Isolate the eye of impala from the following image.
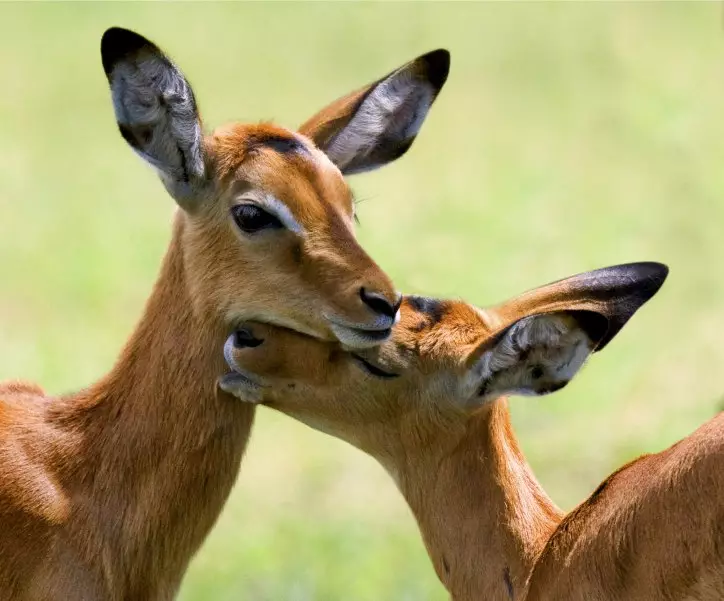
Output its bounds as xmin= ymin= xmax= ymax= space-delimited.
xmin=231 ymin=204 xmax=283 ymax=234
xmin=350 ymin=353 xmax=400 ymax=380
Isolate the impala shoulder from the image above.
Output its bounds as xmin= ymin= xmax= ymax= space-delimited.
xmin=536 ymin=454 xmax=647 ymax=564
xmin=0 ymin=382 xmax=70 ymax=524
xmin=0 ymin=436 xmax=71 ymax=525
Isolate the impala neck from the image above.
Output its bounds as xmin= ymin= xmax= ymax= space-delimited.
xmin=54 ymin=215 xmax=254 ymax=596
xmin=395 ymin=400 xmax=562 ymax=601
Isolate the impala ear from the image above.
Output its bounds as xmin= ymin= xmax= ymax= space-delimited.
xmin=100 ymin=27 xmax=209 ymax=211
xmin=299 ymin=49 xmax=450 ymax=175
xmin=470 ymin=311 xmax=604 ymax=403
xmin=467 ymin=262 xmax=668 ymax=403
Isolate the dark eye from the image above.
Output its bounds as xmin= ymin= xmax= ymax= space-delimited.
xmin=350 ymin=354 xmax=399 ymax=379
xmin=232 ymin=204 xmax=283 ymax=233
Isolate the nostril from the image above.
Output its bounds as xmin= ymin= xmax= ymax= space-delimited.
xmin=359 ymin=288 xmax=401 ymax=319
xmin=233 ymin=329 xmax=264 ymax=349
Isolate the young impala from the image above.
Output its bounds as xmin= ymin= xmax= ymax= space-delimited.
xmin=0 ymin=27 xmax=449 ymax=600
xmin=221 ymin=262 xmax=682 ymax=601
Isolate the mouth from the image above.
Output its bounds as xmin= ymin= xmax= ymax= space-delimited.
xmin=218 ymin=334 xmax=264 ymax=403
xmin=329 ymin=323 xmax=392 ymax=349
xmin=326 ymin=316 xmax=395 ymax=349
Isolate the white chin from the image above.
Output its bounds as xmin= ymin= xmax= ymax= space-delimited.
xmin=217 ymin=373 xmax=262 ymax=404
xmin=329 ymin=323 xmax=392 ymax=349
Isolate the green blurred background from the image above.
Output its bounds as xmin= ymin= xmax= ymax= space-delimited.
xmin=1 ymin=3 xmax=723 ymax=599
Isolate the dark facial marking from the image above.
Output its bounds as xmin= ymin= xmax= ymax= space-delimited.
xmin=411 ymin=319 xmax=428 ymax=333
xmin=531 ymin=365 xmax=544 ymax=380
xmin=406 ymin=296 xmax=448 ymax=328
xmin=248 ymin=133 xmax=308 ymax=156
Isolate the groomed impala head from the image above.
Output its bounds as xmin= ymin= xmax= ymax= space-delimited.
xmin=219 ymin=263 xmax=667 ymax=450
xmin=100 ymin=28 xmax=449 ymax=347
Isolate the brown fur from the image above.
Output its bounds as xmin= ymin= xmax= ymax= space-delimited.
xmin=222 ymin=265 xmax=698 ymax=601
xmin=525 ymin=414 xmax=724 ymax=601
xmin=187 ymin=122 xmax=396 ymax=336
xmin=224 ymin=297 xmax=565 ymax=601
xmin=0 ymin=52 xmax=429 ymax=600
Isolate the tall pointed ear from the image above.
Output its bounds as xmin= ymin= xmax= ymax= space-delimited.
xmin=299 ymin=49 xmax=450 ymax=175
xmin=467 ymin=262 xmax=669 ymax=403
xmin=100 ymin=28 xmax=209 ymax=211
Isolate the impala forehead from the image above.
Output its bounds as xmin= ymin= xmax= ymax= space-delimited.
xmin=390 ymin=298 xmax=490 ymax=366
xmin=213 ymin=123 xmax=354 ymax=225
xmin=238 ymin=148 xmax=353 ymax=229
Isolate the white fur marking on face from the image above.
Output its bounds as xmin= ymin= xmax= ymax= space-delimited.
xmin=251 ymin=194 xmax=304 ymax=235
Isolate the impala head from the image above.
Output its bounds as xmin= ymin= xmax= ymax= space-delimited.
xmin=100 ymin=27 xmax=449 ymax=347
xmin=219 ymin=263 xmax=668 ymax=452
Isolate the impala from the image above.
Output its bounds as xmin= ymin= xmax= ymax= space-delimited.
xmin=221 ymin=262 xmax=677 ymax=601
xmin=0 ymin=27 xmax=449 ymax=600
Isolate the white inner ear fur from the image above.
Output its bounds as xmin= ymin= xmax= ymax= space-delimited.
xmin=111 ymin=54 xmax=204 ymax=200
xmin=325 ymin=70 xmax=433 ymax=171
xmin=463 ymin=314 xmax=595 ymax=405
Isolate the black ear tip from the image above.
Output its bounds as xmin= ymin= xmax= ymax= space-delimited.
xmin=580 ymin=261 xmax=669 ymax=302
xmin=101 ymin=27 xmax=156 ymax=76
xmin=644 ymin=261 xmax=669 ymax=283
xmin=590 ymin=261 xmax=668 ymax=352
xmin=419 ymin=49 xmax=451 ymax=90
xmin=627 ymin=261 xmax=669 ymax=301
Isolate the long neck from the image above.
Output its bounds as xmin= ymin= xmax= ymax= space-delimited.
xmin=51 ymin=215 xmax=254 ymax=597
xmin=394 ymin=400 xmax=562 ymax=601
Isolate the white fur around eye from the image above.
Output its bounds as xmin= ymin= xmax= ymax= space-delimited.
xmin=259 ymin=194 xmax=304 ymax=235
xmin=235 ymin=193 xmax=305 ymax=235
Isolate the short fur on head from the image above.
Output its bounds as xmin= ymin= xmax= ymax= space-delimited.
xmin=100 ymin=27 xmax=450 ymax=347
xmin=0 ymin=28 xmax=447 ymax=600
xmin=220 ymin=262 xmax=668 ymax=439
xmin=219 ymin=262 xmax=668 ymax=601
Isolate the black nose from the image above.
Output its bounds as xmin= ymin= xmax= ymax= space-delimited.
xmin=233 ymin=328 xmax=264 ymax=349
xmin=359 ymin=288 xmax=402 ymax=319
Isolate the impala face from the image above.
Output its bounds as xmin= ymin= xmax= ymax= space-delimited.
xmin=100 ymin=28 xmax=449 ymax=348
xmin=219 ymin=263 xmax=668 ymax=450
xmin=184 ymin=123 xmax=401 ymax=347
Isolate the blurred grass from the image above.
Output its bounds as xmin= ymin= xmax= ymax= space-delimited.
xmin=1 ymin=3 xmax=724 ymax=600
